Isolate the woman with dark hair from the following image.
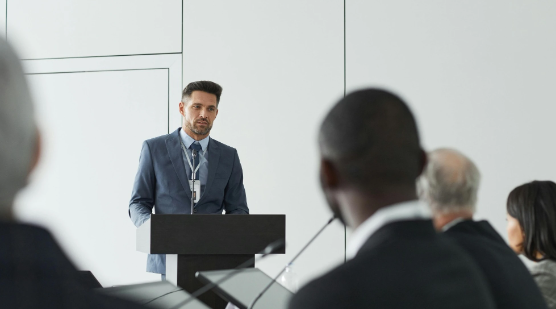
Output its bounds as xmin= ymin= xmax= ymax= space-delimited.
xmin=507 ymin=180 xmax=556 ymax=308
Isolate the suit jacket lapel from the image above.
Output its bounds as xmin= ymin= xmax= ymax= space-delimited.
xmin=165 ymin=128 xmax=191 ymax=199
xmin=197 ymin=138 xmax=220 ymax=204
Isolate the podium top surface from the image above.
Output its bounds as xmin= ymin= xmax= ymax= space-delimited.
xmin=137 ymin=214 xmax=285 ymax=255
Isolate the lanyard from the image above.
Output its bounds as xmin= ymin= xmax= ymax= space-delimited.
xmin=180 ymin=141 xmax=205 ymax=178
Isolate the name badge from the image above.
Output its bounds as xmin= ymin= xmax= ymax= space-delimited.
xmin=189 ymin=180 xmax=201 ymax=203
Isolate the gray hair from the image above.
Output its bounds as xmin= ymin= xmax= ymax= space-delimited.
xmin=417 ymin=148 xmax=480 ymax=214
xmin=0 ymin=38 xmax=36 ymax=214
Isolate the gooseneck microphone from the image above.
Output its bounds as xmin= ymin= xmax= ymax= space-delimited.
xmin=248 ymin=215 xmax=337 ymax=309
xmin=169 ymin=239 xmax=285 ymax=309
xmin=190 ymin=149 xmax=197 ymax=215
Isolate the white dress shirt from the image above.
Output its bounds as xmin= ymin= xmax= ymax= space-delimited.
xmin=179 ymin=129 xmax=209 ymax=184
xmin=346 ymin=200 xmax=431 ymax=260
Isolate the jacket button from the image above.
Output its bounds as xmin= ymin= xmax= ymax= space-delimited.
xmin=193 ymin=209 xmax=197 ymax=213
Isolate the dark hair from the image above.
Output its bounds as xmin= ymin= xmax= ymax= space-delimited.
xmin=319 ymin=88 xmax=422 ymax=192
xmin=182 ymin=81 xmax=223 ymax=105
xmin=507 ymin=180 xmax=556 ymax=261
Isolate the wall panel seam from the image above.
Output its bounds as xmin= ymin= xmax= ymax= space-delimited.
xmin=22 ymin=52 xmax=182 ymax=61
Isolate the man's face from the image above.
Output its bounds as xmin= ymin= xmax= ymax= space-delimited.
xmin=179 ymin=90 xmax=218 ymax=137
xmin=506 ymin=212 xmax=524 ymax=254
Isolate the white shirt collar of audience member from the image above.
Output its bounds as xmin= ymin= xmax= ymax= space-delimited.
xmin=346 ymin=200 xmax=431 ymax=260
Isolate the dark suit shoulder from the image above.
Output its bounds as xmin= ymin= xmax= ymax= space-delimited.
xmin=0 ymin=221 xmax=75 ymax=269
xmin=290 ymin=220 xmax=495 ymax=309
xmin=289 ymin=263 xmax=355 ymax=309
xmin=0 ymin=222 xmax=146 ymax=309
xmin=445 ymin=220 xmax=505 ymax=243
xmin=445 ymin=220 xmax=524 ymax=258
xmin=444 ymin=220 xmax=547 ymax=309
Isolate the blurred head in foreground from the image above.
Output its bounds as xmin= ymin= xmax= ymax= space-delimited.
xmin=417 ymin=148 xmax=481 ymax=230
xmin=0 ymin=37 xmax=38 ymax=220
xmin=318 ymin=88 xmax=426 ymax=228
xmin=507 ymin=180 xmax=556 ymax=261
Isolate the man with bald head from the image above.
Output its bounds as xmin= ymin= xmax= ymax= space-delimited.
xmin=418 ymin=148 xmax=547 ymax=309
xmin=288 ymin=89 xmax=495 ymax=309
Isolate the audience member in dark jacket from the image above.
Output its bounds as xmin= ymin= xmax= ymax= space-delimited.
xmin=289 ymin=89 xmax=495 ymax=309
xmin=418 ymin=148 xmax=547 ymax=309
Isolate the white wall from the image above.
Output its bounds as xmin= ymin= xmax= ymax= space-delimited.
xmin=9 ymin=1 xmax=183 ymax=287
xmin=16 ymin=68 xmax=169 ymax=286
xmin=346 ymin=0 xmax=556 ymax=247
xmin=7 ymin=0 xmax=182 ymax=59
xmin=7 ymin=0 xmax=555 ymax=290
xmin=182 ymin=0 xmax=345 ymax=285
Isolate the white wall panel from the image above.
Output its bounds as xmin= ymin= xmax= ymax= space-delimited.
xmin=346 ymin=0 xmax=556 ymax=251
xmin=7 ymin=0 xmax=181 ymax=59
xmin=183 ymin=1 xmax=345 ymax=286
xmin=15 ymin=54 xmax=182 ymax=286
xmin=15 ymin=69 xmax=167 ymax=286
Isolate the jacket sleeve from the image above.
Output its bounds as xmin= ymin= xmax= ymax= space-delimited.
xmin=223 ymin=149 xmax=249 ymax=214
xmin=129 ymin=141 xmax=156 ymax=227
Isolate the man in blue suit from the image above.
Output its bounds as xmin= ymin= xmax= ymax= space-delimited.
xmin=129 ymin=81 xmax=249 ymax=277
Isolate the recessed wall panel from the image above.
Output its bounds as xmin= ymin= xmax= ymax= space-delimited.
xmin=8 ymin=0 xmax=181 ymax=59
xmin=15 ymin=69 xmax=169 ymax=286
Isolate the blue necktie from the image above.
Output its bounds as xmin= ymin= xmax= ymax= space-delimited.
xmin=189 ymin=142 xmax=202 ymax=180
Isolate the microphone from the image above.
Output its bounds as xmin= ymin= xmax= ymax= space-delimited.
xmin=169 ymin=239 xmax=285 ymax=309
xmin=190 ymin=149 xmax=197 ymax=215
xmin=248 ymin=215 xmax=337 ymax=309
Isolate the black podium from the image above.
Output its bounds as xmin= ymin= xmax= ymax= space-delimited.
xmin=136 ymin=214 xmax=286 ymax=309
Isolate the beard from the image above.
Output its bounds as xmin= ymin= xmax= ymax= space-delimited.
xmin=186 ymin=119 xmax=212 ymax=136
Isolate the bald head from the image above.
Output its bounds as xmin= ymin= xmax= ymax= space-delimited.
xmin=418 ymin=148 xmax=480 ymax=215
xmin=0 ymin=38 xmax=37 ymax=215
xmin=319 ymin=88 xmax=422 ymax=193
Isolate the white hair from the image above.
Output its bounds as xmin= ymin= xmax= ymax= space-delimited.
xmin=0 ymin=38 xmax=36 ymax=214
xmin=417 ymin=148 xmax=480 ymax=214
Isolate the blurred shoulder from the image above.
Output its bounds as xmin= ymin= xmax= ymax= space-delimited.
xmin=532 ymin=260 xmax=556 ymax=308
xmin=532 ymin=259 xmax=556 ymax=277
xmin=289 ymin=261 xmax=356 ymax=309
xmin=0 ymin=220 xmax=56 ymax=243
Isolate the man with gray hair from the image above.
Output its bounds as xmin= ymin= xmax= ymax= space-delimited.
xmin=418 ymin=148 xmax=547 ymax=309
xmin=417 ymin=148 xmax=480 ymax=230
xmin=0 ymin=38 xmax=144 ymax=308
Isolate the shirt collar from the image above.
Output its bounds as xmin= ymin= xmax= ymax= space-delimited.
xmin=441 ymin=217 xmax=467 ymax=232
xmin=179 ymin=128 xmax=210 ymax=152
xmin=346 ymin=199 xmax=431 ymax=260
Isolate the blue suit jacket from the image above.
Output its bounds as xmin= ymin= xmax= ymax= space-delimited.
xmin=129 ymin=128 xmax=249 ymax=274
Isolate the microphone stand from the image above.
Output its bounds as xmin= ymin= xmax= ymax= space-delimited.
xmin=190 ymin=149 xmax=196 ymax=214
xmin=248 ymin=215 xmax=337 ymax=309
